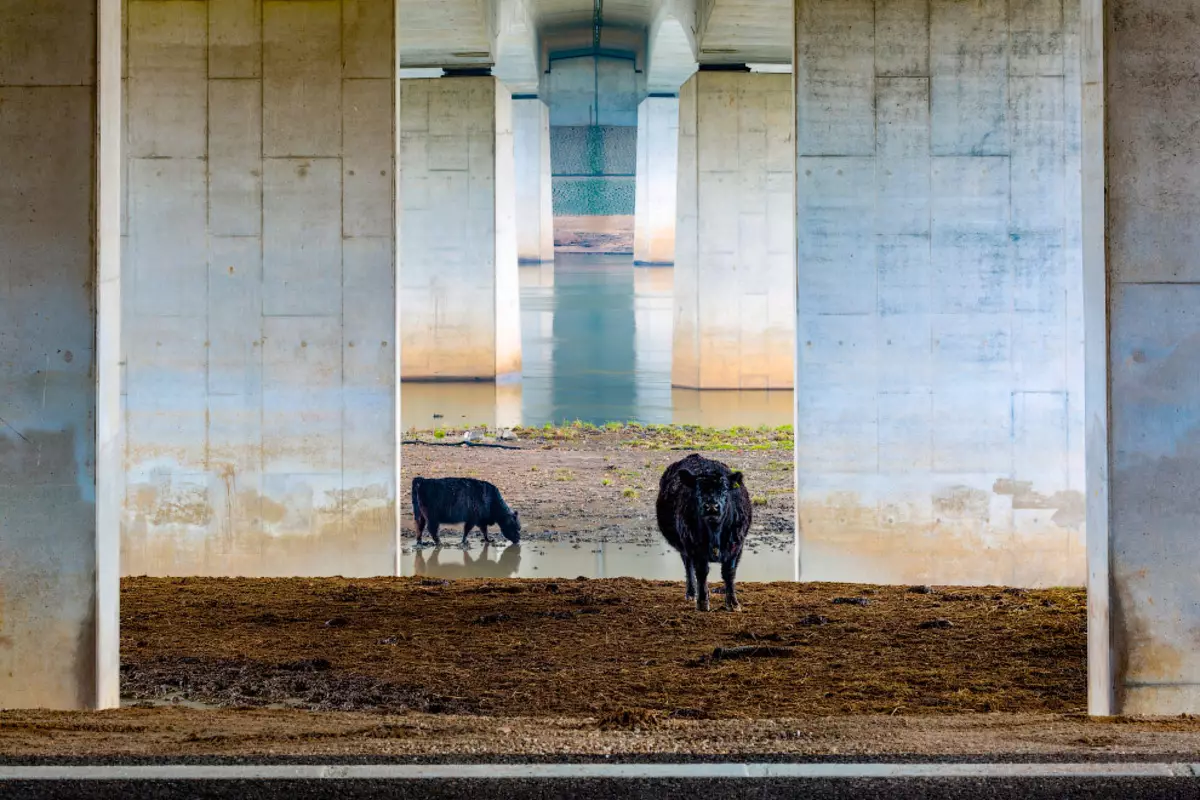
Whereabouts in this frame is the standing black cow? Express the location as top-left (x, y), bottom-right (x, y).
top-left (655, 453), bottom-right (751, 612)
top-left (411, 476), bottom-right (522, 547)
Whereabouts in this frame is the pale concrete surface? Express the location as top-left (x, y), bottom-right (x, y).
top-left (791, 0), bottom-right (1085, 589)
top-left (399, 76), bottom-right (521, 381)
top-left (121, 0), bottom-right (397, 578)
top-left (673, 71), bottom-right (795, 391)
top-left (0, 0), bottom-right (105, 709)
top-left (1100, 0), bottom-right (1200, 716)
top-left (513, 97), bottom-right (555, 263)
top-left (634, 96), bottom-right (679, 265)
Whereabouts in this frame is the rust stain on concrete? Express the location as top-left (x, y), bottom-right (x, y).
top-left (800, 487), bottom-right (1085, 588)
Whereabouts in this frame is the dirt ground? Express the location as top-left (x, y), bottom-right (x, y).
top-left (113, 577), bottom-right (1084, 720)
top-left (7, 708), bottom-right (1200, 759)
top-left (399, 425), bottom-right (796, 552)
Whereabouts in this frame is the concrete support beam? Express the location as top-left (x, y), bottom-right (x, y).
top-left (122, 0), bottom-right (397, 578)
top-left (634, 96), bottom-right (679, 266)
top-left (513, 97), bottom-right (554, 264)
top-left (791, 0), bottom-right (1084, 588)
top-left (0, 0), bottom-right (121, 709)
top-left (400, 76), bottom-right (521, 381)
top-left (1092, 0), bottom-right (1200, 716)
top-left (673, 72), bottom-right (794, 390)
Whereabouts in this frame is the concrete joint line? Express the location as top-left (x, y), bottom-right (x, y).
top-left (1, 763), bottom-right (1197, 781)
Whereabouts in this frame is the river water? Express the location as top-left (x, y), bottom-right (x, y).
top-left (400, 254), bottom-right (795, 430)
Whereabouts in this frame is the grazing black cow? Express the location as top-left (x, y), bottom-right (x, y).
top-left (411, 476), bottom-right (521, 547)
top-left (655, 453), bottom-right (751, 611)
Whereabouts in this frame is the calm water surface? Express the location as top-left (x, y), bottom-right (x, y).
top-left (400, 540), bottom-right (798, 583)
top-left (401, 254), bottom-right (795, 429)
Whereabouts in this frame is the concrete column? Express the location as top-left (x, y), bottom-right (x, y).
top-left (634, 96), bottom-right (679, 266)
top-left (0, 0), bottom-right (121, 710)
top-left (1090, 0), bottom-right (1200, 716)
top-left (791, 0), bottom-right (1085, 588)
top-left (121, 0), bottom-right (397, 578)
top-left (400, 76), bottom-right (521, 381)
top-left (673, 71), bottom-right (794, 390)
top-left (513, 97), bottom-right (554, 264)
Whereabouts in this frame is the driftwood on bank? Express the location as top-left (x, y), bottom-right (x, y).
top-left (710, 645), bottom-right (796, 661)
top-left (401, 439), bottom-right (521, 451)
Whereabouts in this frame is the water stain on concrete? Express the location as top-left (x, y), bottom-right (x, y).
top-left (932, 486), bottom-right (991, 520)
top-left (992, 479), bottom-right (1086, 529)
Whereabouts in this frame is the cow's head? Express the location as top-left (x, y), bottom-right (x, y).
top-left (679, 468), bottom-right (744, 559)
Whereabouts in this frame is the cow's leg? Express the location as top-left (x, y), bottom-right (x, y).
top-left (680, 553), bottom-right (696, 601)
top-left (479, 524), bottom-right (492, 545)
top-left (694, 558), bottom-right (711, 612)
top-left (414, 513), bottom-right (425, 546)
top-left (721, 556), bottom-right (741, 611)
top-left (461, 521), bottom-right (473, 548)
top-left (428, 520), bottom-right (442, 547)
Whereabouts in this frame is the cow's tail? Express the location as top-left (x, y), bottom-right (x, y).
top-left (411, 477), bottom-right (425, 526)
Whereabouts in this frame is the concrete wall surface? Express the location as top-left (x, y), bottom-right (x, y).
top-left (400, 76), bottom-right (521, 381)
top-left (634, 96), bottom-right (679, 265)
top-left (121, 0), bottom-right (397, 577)
top-left (1103, 0), bottom-right (1200, 714)
top-left (514, 98), bottom-right (555, 263)
top-left (0, 0), bottom-right (103, 707)
top-left (673, 72), bottom-right (795, 390)
top-left (793, 0), bottom-right (1085, 587)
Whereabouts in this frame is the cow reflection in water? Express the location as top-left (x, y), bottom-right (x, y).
top-left (413, 542), bottom-right (522, 579)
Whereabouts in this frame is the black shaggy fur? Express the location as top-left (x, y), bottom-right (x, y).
top-left (411, 477), bottom-right (521, 547)
top-left (655, 453), bottom-right (751, 611)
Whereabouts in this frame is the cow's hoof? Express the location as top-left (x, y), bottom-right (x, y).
top-left (724, 601), bottom-right (742, 612)
top-left (696, 601), bottom-right (710, 612)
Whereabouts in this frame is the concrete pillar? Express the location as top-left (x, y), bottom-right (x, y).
top-left (634, 96), bottom-right (679, 266)
top-left (120, 0), bottom-right (398, 578)
top-left (400, 76), bottom-right (521, 381)
top-left (1089, 0), bottom-right (1200, 716)
top-left (673, 71), bottom-right (794, 390)
top-left (513, 97), bottom-right (554, 264)
top-left (0, 0), bottom-right (121, 709)
top-left (791, 0), bottom-right (1085, 588)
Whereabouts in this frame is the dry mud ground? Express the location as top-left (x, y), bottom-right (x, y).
top-left (399, 426), bottom-right (796, 552)
top-left (6, 578), bottom-right (1200, 759)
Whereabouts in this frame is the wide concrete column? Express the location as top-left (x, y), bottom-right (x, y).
top-left (0, 0), bottom-right (121, 709)
top-left (673, 71), bottom-right (794, 390)
top-left (400, 76), bottom-right (521, 381)
top-left (633, 96), bottom-right (679, 266)
top-left (792, 0), bottom-right (1084, 587)
top-left (513, 96), bottom-right (554, 264)
top-left (1090, 0), bottom-right (1200, 716)
top-left (121, 0), bottom-right (397, 578)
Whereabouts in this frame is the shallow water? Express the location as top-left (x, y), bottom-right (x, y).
top-left (399, 539), bottom-right (798, 583)
top-left (400, 254), bottom-right (795, 429)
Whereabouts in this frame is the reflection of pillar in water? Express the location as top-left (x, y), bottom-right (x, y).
top-left (633, 267), bottom-right (674, 423)
top-left (518, 264), bottom-right (556, 424)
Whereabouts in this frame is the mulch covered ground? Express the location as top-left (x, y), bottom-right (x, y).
top-left (120, 577), bottom-right (1086, 721)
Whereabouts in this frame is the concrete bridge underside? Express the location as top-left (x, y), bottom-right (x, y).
top-left (0, 0), bottom-right (1191, 721)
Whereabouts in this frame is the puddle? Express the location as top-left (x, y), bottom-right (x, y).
top-left (400, 539), bottom-right (798, 583)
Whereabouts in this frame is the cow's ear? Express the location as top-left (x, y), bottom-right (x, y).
top-left (730, 472), bottom-right (743, 489)
top-left (679, 468), bottom-right (695, 488)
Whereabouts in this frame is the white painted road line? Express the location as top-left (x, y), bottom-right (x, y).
top-left (0, 763), bottom-right (1197, 781)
